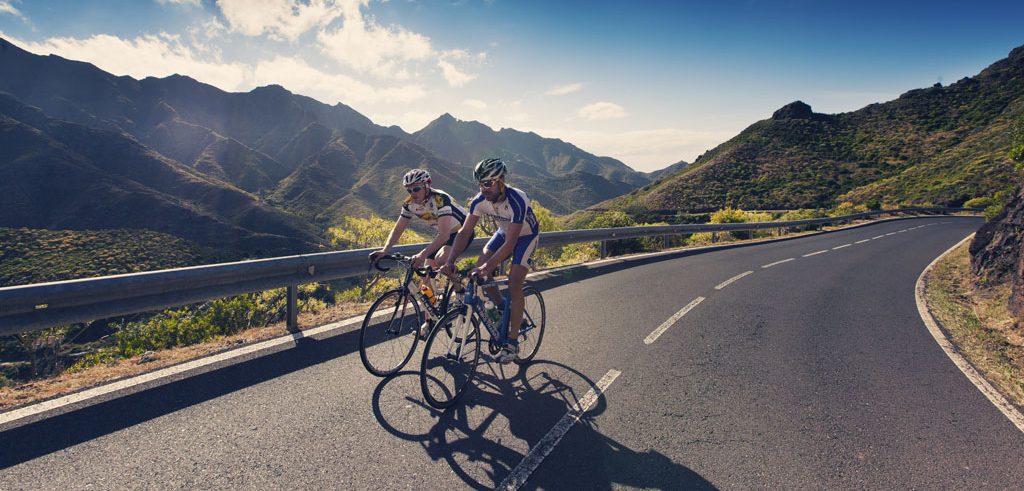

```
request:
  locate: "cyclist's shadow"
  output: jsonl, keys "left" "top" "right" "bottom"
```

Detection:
{"left": 372, "top": 360, "right": 715, "bottom": 490}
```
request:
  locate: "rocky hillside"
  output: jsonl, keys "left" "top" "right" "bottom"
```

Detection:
{"left": 600, "top": 45, "right": 1024, "bottom": 214}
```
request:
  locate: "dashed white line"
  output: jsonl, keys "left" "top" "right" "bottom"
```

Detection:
{"left": 644, "top": 297, "right": 705, "bottom": 345}
{"left": 898, "top": 229, "right": 907, "bottom": 233}
{"left": 855, "top": 239, "right": 870, "bottom": 244}
{"left": 832, "top": 244, "right": 852, "bottom": 250}
{"left": 499, "top": 369, "right": 622, "bottom": 490}
{"left": 802, "top": 250, "right": 828, "bottom": 257}
{"left": 715, "top": 271, "right": 753, "bottom": 290}
{"left": 872, "top": 235, "right": 885, "bottom": 240}
{"left": 885, "top": 232, "right": 897, "bottom": 236}
{"left": 761, "top": 258, "right": 795, "bottom": 269}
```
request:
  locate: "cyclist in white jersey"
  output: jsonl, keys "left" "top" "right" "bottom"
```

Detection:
{"left": 442, "top": 158, "right": 540, "bottom": 363}
{"left": 370, "top": 168, "right": 471, "bottom": 268}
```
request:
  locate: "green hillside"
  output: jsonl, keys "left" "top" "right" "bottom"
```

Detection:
{"left": 602, "top": 45, "right": 1024, "bottom": 215}
{"left": 0, "top": 228, "right": 223, "bottom": 287}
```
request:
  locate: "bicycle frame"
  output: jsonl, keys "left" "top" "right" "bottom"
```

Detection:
{"left": 448, "top": 274, "right": 538, "bottom": 361}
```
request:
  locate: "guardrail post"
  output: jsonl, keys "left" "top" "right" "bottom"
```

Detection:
{"left": 663, "top": 235, "right": 670, "bottom": 249}
{"left": 600, "top": 240, "right": 608, "bottom": 259}
{"left": 287, "top": 285, "right": 299, "bottom": 333}
{"left": 711, "top": 232, "right": 717, "bottom": 243}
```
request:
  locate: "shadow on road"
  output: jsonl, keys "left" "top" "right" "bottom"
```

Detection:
{"left": 371, "top": 359, "right": 715, "bottom": 490}
{"left": 0, "top": 331, "right": 358, "bottom": 469}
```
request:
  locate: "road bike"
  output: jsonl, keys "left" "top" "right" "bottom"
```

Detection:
{"left": 359, "top": 254, "right": 461, "bottom": 377}
{"left": 419, "top": 270, "right": 546, "bottom": 408}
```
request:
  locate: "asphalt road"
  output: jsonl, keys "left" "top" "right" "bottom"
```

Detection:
{"left": 3, "top": 216, "right": 1021, "bottom": 489}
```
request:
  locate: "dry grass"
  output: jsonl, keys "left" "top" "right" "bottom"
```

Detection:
{"left": 924, "top": 240, "right": 1024, "bottom": 406}
{"left": 0, "top": 300, "right": 373, "bottom": 411}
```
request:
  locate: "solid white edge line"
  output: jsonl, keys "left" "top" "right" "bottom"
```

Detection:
{"left": 761, "top": 258, "right": 795, "bottom": 268}
{"left": 833, "top": 244, "right": 852, "bottom": 250}
{"left": 499, "top": 369, "right": 622, "bottom": 490}
{"left": 644, "top": 297, "right": 705, "bottom": 345}
{"left": 715, "top": 271, "right": 754, "bottom": 290}
{"left": 855, "top": 239, "right": 871, "bottom": 244}
{"left": 915, "top": 233, "right": 1024, "bottom": 434}
{"left": 0, "top": 314, "right": 366, "bottom": 427}
{"left": 802, "top": 250, "right": 828, "bottom": 257}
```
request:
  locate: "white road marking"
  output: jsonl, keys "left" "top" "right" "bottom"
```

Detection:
{"left": 833, "top": 244, "right": 852, "bottom": 250}
{"left": 715, "top": 271, "right": 754, "bottom": 290}
{"left": 915, "top": 235, "right": 1024, "bottom": 435}
{"left": 898, "top": 229, "right": 907, "bottom": 233}
{"left": 855, "top": 239, "right": 870, "bottom": 244}
{"left": 761, "top": 258, "right": 795, "bottom": 268}
{"left": 872, "top": 235, "right": 885, "bottom": 239}
{"left": 644, "top": 297, "right": 705, "bottom": 345}
{"left": 802, "top": 250, "right": 828, "bottom": 257}
{"left": 885, "top": 232, "right": 897, "bottom": 236}
{"left": 499, "top": 369, "right": 622, "bottom": 490}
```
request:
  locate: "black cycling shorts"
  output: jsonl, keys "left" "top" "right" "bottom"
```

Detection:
{"left": 427, "top": 231, "right": 475, "bottom": 260}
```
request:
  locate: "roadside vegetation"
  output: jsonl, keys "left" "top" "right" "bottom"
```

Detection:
{"left": 924, "top": 241, "right": 1024, "bottom": 406}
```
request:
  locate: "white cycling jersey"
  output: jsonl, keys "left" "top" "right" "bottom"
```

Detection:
{"left": 399, "top": 189, "right": 467, "bottom": 230}
{"left": 468, "top": 186, "right": 539, "bottom": 236}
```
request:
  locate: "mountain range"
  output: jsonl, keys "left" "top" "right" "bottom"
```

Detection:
{"left": 599, "top": 45, "right": 1024, "bottom": 215}
{"left": 0, "top": 36, "right": 652, "bottom": 258}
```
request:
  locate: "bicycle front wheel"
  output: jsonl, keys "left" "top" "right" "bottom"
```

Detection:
{"left": 420, "top": 309, "right": 481, "bottom": 408}
{"left": 515, "top": 286, "right": 546, "bottom": 364}
{"left": 359, "top": 289, "right": 423, "bottom": 377}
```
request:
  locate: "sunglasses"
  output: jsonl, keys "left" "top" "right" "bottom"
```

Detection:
{"left": 478, "top": 179, "right": 499, "bottom": 189}
{"left": 406, "top": 186, "right": 424, "bottom": 193}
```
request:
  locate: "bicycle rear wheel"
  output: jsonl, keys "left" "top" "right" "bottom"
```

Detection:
{"left": 420, "top": 309, "right": 481, "bottom": 408}
{"left": 359, "top": 289, "right": 423, "bottom": 377}
{"left": 514, "top": 286, "right": 546, "bottom": 364}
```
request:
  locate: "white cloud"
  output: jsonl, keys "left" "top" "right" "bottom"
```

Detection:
{"left": 316, "top": 0, "right": 434, "bottom": 79}
{"left": 8, "top": 33, "right": 251, "bottom": 92}
{"left": 217, "top": 0, "right": 343, "bottom": 41}
{"left": 0, "top": 1, "right": 26, "bottom": 21}
{"left": 252, "top": 55, "right": 426, "bottom": 104}
{"left": 463, "top": 99, "right": 487, "bottom": 110}
{"left": 156, "top": 0, "right": 201, "bottom": 7}
{"left": 578, "top": 101, "right": 627, "bottom": 120}
{"left": 545, "top": 83, "right": 582, "bottom": 96}
{"left": 9, "top": 32, "right": 426, "bottom": 106}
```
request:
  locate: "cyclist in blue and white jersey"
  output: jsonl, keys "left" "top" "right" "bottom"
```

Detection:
{"left": 442, "top": 158, "right": 540, "bottom": 364}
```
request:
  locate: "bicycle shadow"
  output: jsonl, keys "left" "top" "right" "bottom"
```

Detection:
{"left": 372, "top": 360, "right": 715, "bottom": 490}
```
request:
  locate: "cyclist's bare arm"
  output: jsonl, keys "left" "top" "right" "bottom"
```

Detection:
{"left": 371, "top": 215, "right": 411, "bottom": 261}
{"left": 443, "top": 214, "right": 479, "bottom": 272}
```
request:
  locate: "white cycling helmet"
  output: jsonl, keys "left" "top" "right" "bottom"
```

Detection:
{"left": 403, "top": 168, "right": 431, "bottom": 186}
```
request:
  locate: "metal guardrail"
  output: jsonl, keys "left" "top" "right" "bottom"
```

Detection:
{"left": 0, "top": 207, "right": 978, "bottom": 335}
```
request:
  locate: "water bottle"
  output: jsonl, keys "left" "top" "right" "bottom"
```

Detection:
{"left": 420, "top": 284, "right": 437, "bottom": 306}
{"left": 483, "top": 299, "right": 501, "bottom": 324}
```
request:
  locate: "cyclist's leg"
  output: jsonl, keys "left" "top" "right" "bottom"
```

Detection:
{"left": 506, "top": 234, "right": 538, "bottom": 340}
{"left": 480, "top": 232, "right": 504, "bottom": 305}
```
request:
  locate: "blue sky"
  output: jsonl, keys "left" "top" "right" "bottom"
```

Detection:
{"left": 1, "top": 0, "right": 1022, "bottom": 172}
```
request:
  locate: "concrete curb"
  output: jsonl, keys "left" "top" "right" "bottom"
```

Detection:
{"left": 914, "top": 233, "right": 1024, "bottom": 434}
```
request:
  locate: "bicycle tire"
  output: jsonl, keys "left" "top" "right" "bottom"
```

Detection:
{"left": 359, "top": 288, "right": 423, "bottom": 377}
{"left": 420, "top": 308, "right": 482, "bottom": 408}
{"left": 514, "top": 286, "right": 546, "bottom": 364}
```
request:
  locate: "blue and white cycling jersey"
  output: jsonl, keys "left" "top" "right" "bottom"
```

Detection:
{"left": 468, "top": 186, "right": 539, "bottom": 236}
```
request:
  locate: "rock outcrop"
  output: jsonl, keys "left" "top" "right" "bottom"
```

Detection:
{"left": 970, "top": 186, "right": 1024, "bottom": 316}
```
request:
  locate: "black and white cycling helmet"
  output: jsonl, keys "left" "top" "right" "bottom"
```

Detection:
{"left": 473, "top": 158, "right": 506, "bottom": 182}
{"left": 402, "top": 168, "right": 431, "bottom": 186}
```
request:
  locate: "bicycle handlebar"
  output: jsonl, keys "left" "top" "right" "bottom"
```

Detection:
{"left": 371, "top": 253, "right": 435, "bottom": 277}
